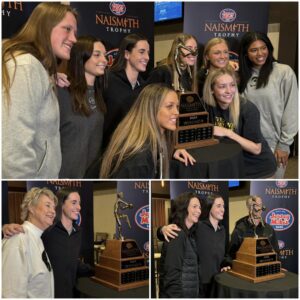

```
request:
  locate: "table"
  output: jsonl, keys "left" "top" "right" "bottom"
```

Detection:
{"left": 76, "top": 277, "right": 149, "bottom": 298}
{"left": 170, "top": 138, "right": 245, "bottom": 178}
{"left": 211, "top": 271, "right": 298, "bottom": 298}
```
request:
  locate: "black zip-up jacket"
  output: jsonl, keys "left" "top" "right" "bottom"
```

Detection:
{"left": 42, "top": 222, "right": 82, "bottom": 298}
{"left": 159, "top": 224, "right": 200, "bottom": 298}
{"left": 103, "top": 69, "right": 144, "bottom": 150}
{"left": 146, "top": 65, "right": 192, "bottom": 92}
{"left": 196, "top": 220, "right": 226, "bottom": 284}
{"left": 157, "top": 220, "right": 227, "bottom": 285}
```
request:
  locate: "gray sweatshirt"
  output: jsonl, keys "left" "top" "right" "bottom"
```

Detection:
{"left": 242, "top": 62, "right": 298, "bottom": 153}
{"left": 2, "top": 54, "right": 61, "bottom": 178}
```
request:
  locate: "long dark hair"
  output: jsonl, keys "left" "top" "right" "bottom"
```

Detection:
{"left": 201, "top": 193, "right": 223, "bottom": 219}
{"left": 67, "top": 35, "right": 106, "bottom": 116}
{"left": 239, "top": 31, "right": 275, "bottom": 93}
{"left": 110, "top": 33, "right": 148, "bottom": 73}
{"left": 55, "top": 187, "right": 80, "bottom": 223}
{"left": 169, "top": 192, "right": 201, "bottom": 234}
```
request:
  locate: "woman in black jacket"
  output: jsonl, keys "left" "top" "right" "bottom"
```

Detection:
{"left": 159, "top": 192, "right": 201, "bottom": 298}
{"left": 100, "top": 83, "right": 195, "bottom": 179}
{"left": 159, "top": 193, "right": 231, "bottom": 297}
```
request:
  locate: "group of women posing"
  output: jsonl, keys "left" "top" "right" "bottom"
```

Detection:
{"left": 2, "top": 3, "right": 297, "bottom": 179}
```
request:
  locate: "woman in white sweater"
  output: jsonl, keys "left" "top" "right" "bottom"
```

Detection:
{"left": 2, "top": 187, "right": 57, "bottom": 298}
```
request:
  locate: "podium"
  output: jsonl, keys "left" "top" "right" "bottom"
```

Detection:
{"left": 229, "top": 237, "right": 285, "bottom": 283}
{"left": 174, "top": 92, "right": 218, "bottom": 149}
{"left": 92, "top": 239, "right": 149, "bottom": 291}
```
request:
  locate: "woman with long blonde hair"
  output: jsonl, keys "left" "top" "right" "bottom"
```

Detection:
{"left": 100, "top": 83, "right": 194, "bottom": 178}
{"left": 2, "top": 3, "right": 77, "bottom": 179}
{"left": 147, "top": 33, "right": 198, "bottom": 93}
{"left": 203, "top": 67, "right": 276, "bottom": 178}
{"left": 198, "top": 37, "right": 238, "bottom": 97}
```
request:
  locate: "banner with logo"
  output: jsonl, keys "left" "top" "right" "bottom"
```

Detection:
{"left": 250, "top": 180, "right": 298, "bottom": 273}
{"left": 169, "top": 181, "right": 229, "bottom": 244}
{"left": 117, "top": 181, "right": 149, "bottom": 256}
{"left": 2, "top": 2, "right": 40, "bottom": 39}
{"left": 183, "top": 2, "right": 269, "bottom": 61}
{"left": 26, "top": 181, "right": 94, "bottom": 265}
{"left": 70, "top": 2, "right": 154, "bottom": 70}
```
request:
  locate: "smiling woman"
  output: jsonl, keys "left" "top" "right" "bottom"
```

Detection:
{"left": 203, "top": 66, "right": 277, "bottom": 178}
{"left": 100, "top": 83, "right": 194, "bottom": 179}
{"left": 146, "top": 33, "right": 199, "bottom": 93}
{"left": 2, "top": 188, "right": 58, "bottom": 298}
{"left": 58, "top": 36, "right": 107, "bottom": 178}
{"left": 159, "top": 192, "right": 201, "bottom": 298}
{"left": 2, "top": 2, "right": 78, "bottom": 179}
{"left": 102, "top": 33, "right": 150, "bottom": 150}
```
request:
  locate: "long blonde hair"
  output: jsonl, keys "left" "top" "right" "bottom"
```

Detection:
{"left": 100, "top": 84, "right": 175, "bottom": 178}
{"left": 203, "top": 67, "right": 240, "bottom": 129}
{"left": 202, "top": 37, "right": 229, "bottom": 70}
{"left": 164, "top": 33, "right": 198, "bottom": 92}
{"left": 2, "top": 3, "right": 77, "bottom": 103}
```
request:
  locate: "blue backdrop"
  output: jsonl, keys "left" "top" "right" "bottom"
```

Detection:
{"left": 184, "top": 2, "right": 269, "bottom": 60}
{"left": 250, "top": 180, "right": 298, "bottom": 273}
{"left": 117, "top": 181, "right": 149, "bottom": 256}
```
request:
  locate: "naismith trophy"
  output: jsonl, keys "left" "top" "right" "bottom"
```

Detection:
{"left": 92, "top": 192, "right": 149, "bottom": 291}
{"left": 174, "top": 92, "right": 219, "bottom": 149}
{"left": 229, "top": 237, "right": 285, "bottom": 283}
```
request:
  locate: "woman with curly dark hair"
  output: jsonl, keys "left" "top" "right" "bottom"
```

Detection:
{"left": 159, "top": 192, "right": 201, "bottom": 298}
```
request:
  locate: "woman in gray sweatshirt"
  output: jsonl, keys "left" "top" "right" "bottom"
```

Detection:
{"left": 239, "top": 31, "right": 298, "bottom": 179}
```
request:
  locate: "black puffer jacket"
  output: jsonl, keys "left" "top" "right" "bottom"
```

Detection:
{"left": 159, "top": 224, "right": 199, "bottom": 298}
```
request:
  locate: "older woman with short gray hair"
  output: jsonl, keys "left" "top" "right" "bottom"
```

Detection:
{"left": 2, "top": 187, "right": 57, "bottom": 298}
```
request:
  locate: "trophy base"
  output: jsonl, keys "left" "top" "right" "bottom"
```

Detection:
{"left": 174, "top": 138, "right": 219, "bottom": 149}
{"left": 229, "top": 269, "right": 285, "bottom": 283}
{"left": 93, "top": 239, "right": 149, "bottom": 291}
{"left": 91, "top": 276, "right": 148, "bottom": 291}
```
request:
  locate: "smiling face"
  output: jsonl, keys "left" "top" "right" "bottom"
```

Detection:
{"left": 180, "top": 37, "right": 198, "bottom": 67}
{"left": 210, "top": 197, "right": 225, "bottom": 222}
{"left": 206, "top": 42, "right": 229, "bottom": 69}
{"left": 157, "top": 90, "right": 179, "bottom": 134}
{"left": 247, "top": 39, "right": 269, "bottom": 69}
{"left": 212, "top": 74, "right": 236, "bottom": 109}
{"left": 185, "top": 197, "right": 201, "bottom": 229}
{"left": 84, "top": 41, "right": 107, "bottom": 85}
{"left": 29, "top": 195, "right": 56, "bottom": 230}
{"left": 125, "top": 40, "right": 150, "bottom": 73}
{"left": 62, "top": 192, "right": 81, "bottom": 222}
{"left": 50, "top": 12, "right": 77, "bottom": 60}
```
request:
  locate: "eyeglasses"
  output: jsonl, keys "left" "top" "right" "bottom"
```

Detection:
{"left": 42, "top": 250, "right": 52, "bottom": 272}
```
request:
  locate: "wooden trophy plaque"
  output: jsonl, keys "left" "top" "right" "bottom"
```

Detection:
{"left": 174, "top": 92, "right": 219, "bottom": 149}
{"left": 92, "top": 239, "right": 149, "bottom": 291}
{"left": 229, "top": 237, "right": 285, "bottom": 283}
